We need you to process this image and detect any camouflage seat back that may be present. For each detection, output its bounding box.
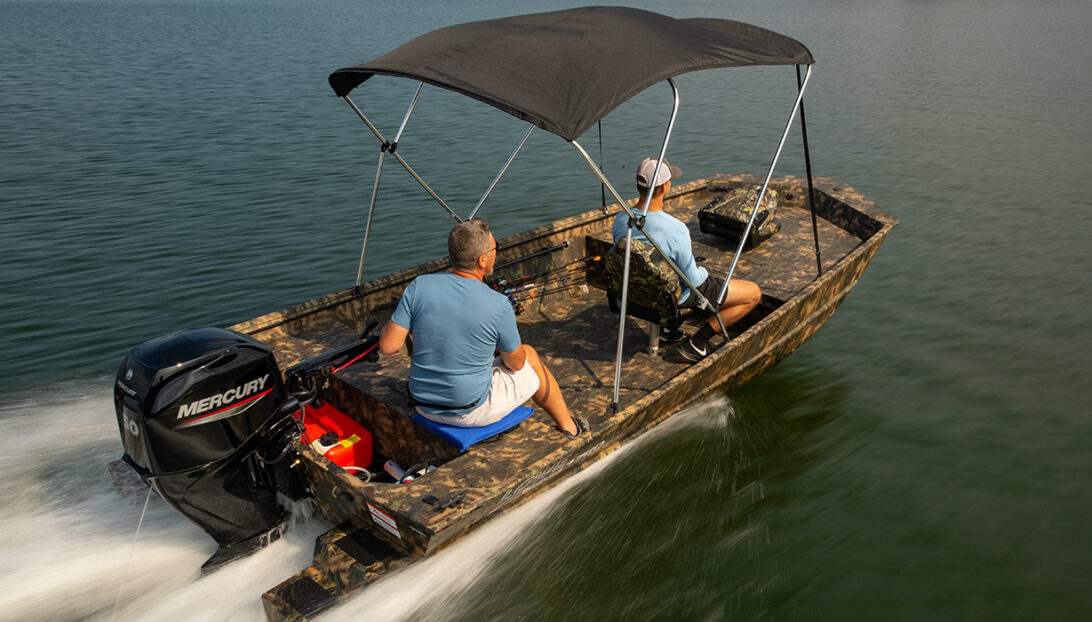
[708,186,781,237]
[603,237,681,316]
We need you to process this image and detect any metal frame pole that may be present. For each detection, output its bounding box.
[611,227,638,408]
[355,83,425,288]
[610,79,683,408]
[715,64,814,310]
[797,65,822,276]
[571,142,725,407]
[574,80,722,410]
[637,80,680,217]
[468,124,535,220]
[598,121,607,210]
[343,95,462,222]
[633,82,730,339]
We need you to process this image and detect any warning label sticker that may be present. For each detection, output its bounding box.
[367,501,402,540]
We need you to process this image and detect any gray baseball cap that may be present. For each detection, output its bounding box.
[636,157,683,190]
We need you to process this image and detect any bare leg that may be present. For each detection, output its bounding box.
[520,344,577,435]
[707,279,761,332]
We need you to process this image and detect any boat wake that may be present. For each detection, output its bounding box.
[321,397,735,622]
[0,380,732,621]
[0,382,329,622]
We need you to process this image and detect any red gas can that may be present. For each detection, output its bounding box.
[294,400,373,472]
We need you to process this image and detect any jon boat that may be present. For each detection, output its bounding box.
[109,7,895,621]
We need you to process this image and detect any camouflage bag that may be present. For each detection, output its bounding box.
[602,237,681,317]
[698,185,781,249]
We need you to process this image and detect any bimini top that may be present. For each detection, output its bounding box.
[328,6,814,141]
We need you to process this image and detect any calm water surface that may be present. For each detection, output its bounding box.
[1,0,1089,620]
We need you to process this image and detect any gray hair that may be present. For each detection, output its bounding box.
[448,219,493,270]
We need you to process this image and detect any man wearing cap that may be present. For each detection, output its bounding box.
[379,219,587,437]
[612,157,761,361]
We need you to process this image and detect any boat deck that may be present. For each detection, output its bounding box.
[328,181,863,428]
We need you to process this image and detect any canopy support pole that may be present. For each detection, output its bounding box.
[355,83,425,289]
[468,124,535,220]
[714,64,813,312]
[606,79,681,411]
[343,94,462,223]
[797,65,822,276]
[574,80,720,412]
[634,83,728,338]
[598,121,607,211]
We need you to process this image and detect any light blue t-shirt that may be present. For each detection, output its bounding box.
[390,272,522,415]
[612,209,708,303]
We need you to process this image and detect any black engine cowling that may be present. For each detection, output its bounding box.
[114,327,299,572]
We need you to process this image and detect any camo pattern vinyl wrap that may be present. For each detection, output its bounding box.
[599,237,681,316]
[236,176,896,621]
[707,185,782,237]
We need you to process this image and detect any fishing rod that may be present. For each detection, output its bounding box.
[500,271,579,296]
[491,254,600,287]
[497,272,583,314]
[503,269,599,313]
[514,281,589,303]
[492,240,571,272]
[493,262,594,295]
[489,250,602,315]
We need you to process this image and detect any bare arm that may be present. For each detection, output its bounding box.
[378,321,409,355]
[500,344,526,372]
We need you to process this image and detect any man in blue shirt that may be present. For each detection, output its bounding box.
[613,158,761,361]
[379,219,585,437]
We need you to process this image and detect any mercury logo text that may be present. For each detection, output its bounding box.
[177,374,271,419]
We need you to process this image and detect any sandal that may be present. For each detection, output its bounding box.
[558,415,589,438]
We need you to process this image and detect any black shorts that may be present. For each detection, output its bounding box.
[679,275,724,310]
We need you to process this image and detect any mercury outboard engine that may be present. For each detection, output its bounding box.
[114,327,303,572]
[114,322,380,572]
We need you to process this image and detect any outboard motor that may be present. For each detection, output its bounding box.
[114,323,381,573]
[114,327,302,573]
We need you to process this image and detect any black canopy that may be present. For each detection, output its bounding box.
[329,6,813,141]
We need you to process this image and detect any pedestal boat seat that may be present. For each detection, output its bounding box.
[585,235,700,351]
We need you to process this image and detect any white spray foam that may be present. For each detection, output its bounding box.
[0,382,325,622]
[0,380,731,621]
[323,396,733,622]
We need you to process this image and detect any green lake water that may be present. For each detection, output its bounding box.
[1,0,1089,619]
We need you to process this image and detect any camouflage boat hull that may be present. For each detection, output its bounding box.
[242,175,895,620]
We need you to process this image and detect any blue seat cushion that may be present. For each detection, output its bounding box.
[412,406,534,452]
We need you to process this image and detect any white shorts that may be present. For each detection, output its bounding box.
[417,357,540,428]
